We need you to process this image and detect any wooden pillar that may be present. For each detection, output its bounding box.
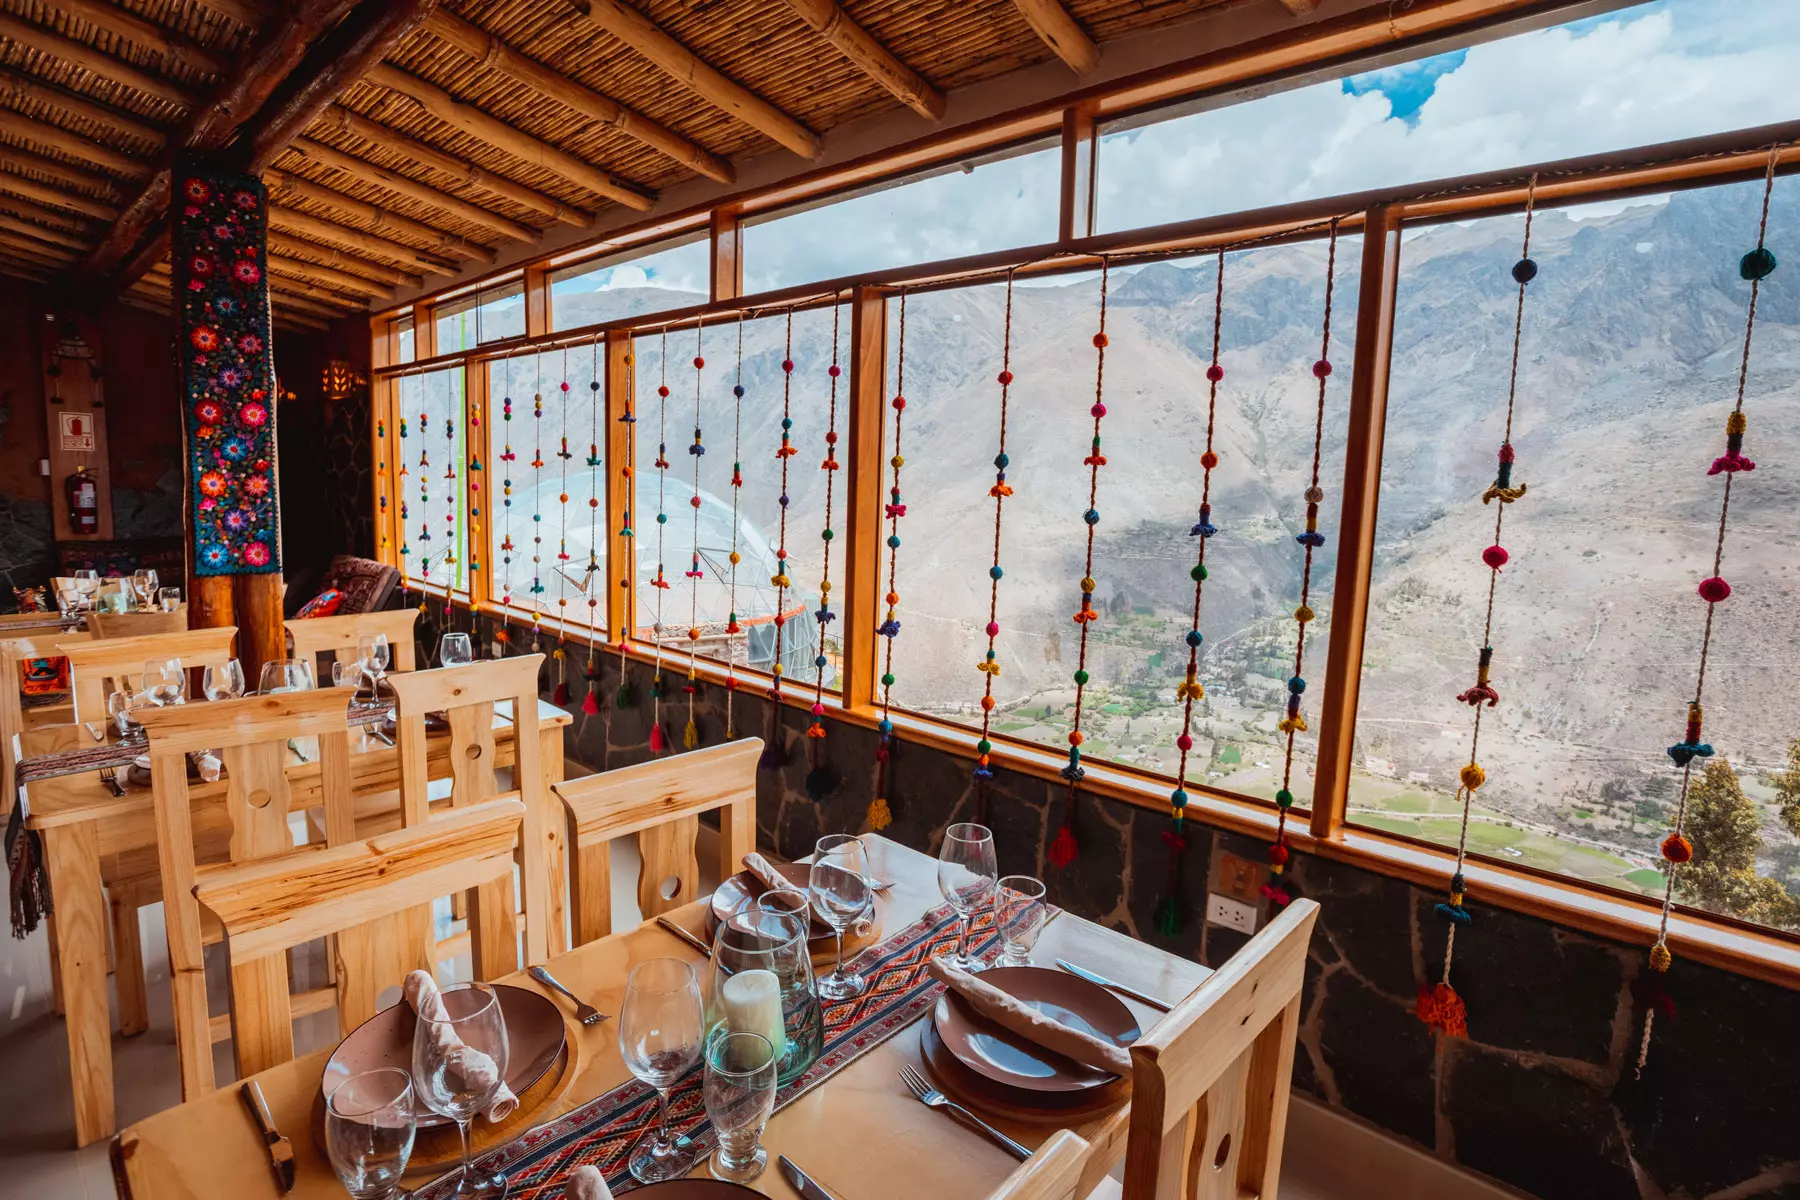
[1058,104,1097,244]
[603,331,636,643]
[1312,205,1404,840]
[840,285,886,711]
[523,264,550,338]
[710,208,742,302]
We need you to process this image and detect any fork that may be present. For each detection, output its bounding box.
[98,766,126,797]
[528,965,608,1025]
[899,1064,1030,1160]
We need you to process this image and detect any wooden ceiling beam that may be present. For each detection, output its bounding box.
[0,188,97,232]
[283,136,534,241]
[0,141,122,198]
[266,229,421,287]
[316,105,591,228]
[1010,0,1099,74]
[364,63,655,212]
[779,0,944,121]
[266,165,496,262]
[570,0,822,159]
[0,167,117,220]
[0,108,151,178]
[266,251,393,299]
[0,229,78,266]
[266,204,457,276]
[1,72,168,146]
[266,273,372,311]
[423,11,733,184]
[1276,0,1325,13]
[53,0,232,78]
[0,13,194,109]
[0,210,87,251]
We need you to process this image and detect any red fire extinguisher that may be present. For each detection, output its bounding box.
[66,466,99,535]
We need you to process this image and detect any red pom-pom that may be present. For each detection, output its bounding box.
[1047,822,1078,868]
[1200,451,1218,469]
[828,364,841,378]
[1698,576,1731,603]
[1416,983,1467,1037]
[1661,833,1693,863]
[892,395,906,410]
[657,385,670,398]
[1092,332,1109,349]
[1206,363,1224,382]
[1267,842,1289,866]
[1482,545,1509,569]
[581,690,600,715]
[1313,359,1333,378]
[782,359,794,373]
[693,356,705,369]
[996,370,1013,386]
[552,682,570,705]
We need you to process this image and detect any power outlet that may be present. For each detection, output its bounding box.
[1206,892,1258,935]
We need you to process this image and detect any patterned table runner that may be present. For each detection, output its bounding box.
[417,902,1020,1198]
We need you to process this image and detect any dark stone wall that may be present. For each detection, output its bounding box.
[481,630,1797,1200]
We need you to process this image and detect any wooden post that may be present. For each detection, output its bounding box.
[604,331,635,643]
[1312,205,1403,840]
[840,285,886,711]
[524,263,550,338]
[710,208,742,303]
[1058,104,1097,244]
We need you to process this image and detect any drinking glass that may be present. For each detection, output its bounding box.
[107,689,148,741]
[202,659,246,702]
[937,823,998,970]
[142,659,185,706]
[809,834,872,1000]
[704,1031,777,1183]
[130,569,158,611]
[995,875,1048,967]
[57,588,83,619]
[73,568,98,591]
[437,632,474,668]
[325,1067,417,1200]
[257,658,316,694]
[332,660,363,692]
[358,633,391,682]
[157,586,181,613]
[619,958,703,1183]
[410,983,509,1199]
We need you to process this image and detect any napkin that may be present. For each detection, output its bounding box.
[564,1165,613,1200]
[927,957,1133,1076]
[403,971,519,1122]
[131,752,222,782]
[744,851,805,896]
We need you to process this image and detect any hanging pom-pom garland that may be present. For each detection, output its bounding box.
[1157,250,1227,936]
[376,378,391,557]
[1265,220,1342,909]
[615,346,638,710]
[804,302,845,803]
[583,341,603,715]
[499,354,518,608]
[724,313,747,740]
[684,321,707,751]
[1051,260,1115,870]
[761,311,799,772]
[529,355,547,649]
[1417,183,1542,1040]
[971,271,1020,823]
[1636,148,1782,1075]
[649,329,672,754]
[869,290,910,833]
[397,372,413,573]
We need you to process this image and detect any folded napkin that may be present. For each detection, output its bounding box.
[564,1165,613,1200]
[927,957,1133,1076]
[131,752,223,782]
[744,852,805,896]
[403,971,519,1122]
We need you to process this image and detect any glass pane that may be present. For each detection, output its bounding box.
[396,315,415,365]
[437,282,525,352]
[550,237,708,330]
[1353,176,1800,931]
[1097,0,1800,234]
[742,142,1060,293]
[629,306,850,690]
[396,367,467,593]
[487,347,607,633]
[883,239,1358,806]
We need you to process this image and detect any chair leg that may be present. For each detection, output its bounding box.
[46,912,64,1017]
[108,892,149,1037]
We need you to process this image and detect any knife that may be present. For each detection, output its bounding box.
[239,1079,296,1193]
[779,1154,844,1200]
[655,915,713,958]
[1055,958,1171,1012]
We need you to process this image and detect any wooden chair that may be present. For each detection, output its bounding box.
[1,629,92,812]
[553,737,760,946]
[386,655,553,971]
[285,608,420,679]
[87,607,188,639]
[1118,898,1320,1200]
[985,1131,1091,1200]
[60,627,236,725]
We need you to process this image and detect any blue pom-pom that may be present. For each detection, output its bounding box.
[994,452,1009,469]
[1170,787,1188,808]
[733,385,745,397]
[656,512,667,524]
[814,655,828,668]
[779,493,790,507]
[781,417,792,430]
[887,534,900,548]
[878,718,893,735]
[1288,676,1306,694]
[989,566,1003,580]
[1296,531,1326,548]
[1084,508,1100,526]
[1185,630,1202,648]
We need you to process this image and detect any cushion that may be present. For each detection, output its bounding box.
[295,588,345,618]
[319,555,399,615]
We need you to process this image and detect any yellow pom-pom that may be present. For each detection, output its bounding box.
[729,551,741,565]
[1080,576,1096,593]
[771,664,783,677]
[1649,943,1672,973]
[1727,410,1748,435]
[1459,763,1486,790]
[1294,604,1314,623]
[890,454,904,468]
[866,795,893,832]
[819,580,832,594]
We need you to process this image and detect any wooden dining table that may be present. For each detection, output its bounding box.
[112,833,1210,1200]
[22,698,572,1149]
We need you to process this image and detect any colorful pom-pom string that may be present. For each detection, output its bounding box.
[650,328,671,753]
[1265,220,1341,910]
[554,346,574,636]
[869,290,910,833]
[498,353,518,608]
[971,271,1019,824]
[1156,250,1227,936]
[684,319,707,753]
[761,311,798,772]
[805,301,845,803]
[725,312,747,740]
[614,345,638,711]
[582,341,604,716]
[1639,144,1782,1076]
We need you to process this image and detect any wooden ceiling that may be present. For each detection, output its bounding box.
[0,0,1314,332]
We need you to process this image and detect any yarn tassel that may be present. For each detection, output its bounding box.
[758,696,786,769]
[867,740,894,831]
[648,721,667,753]
[581,652,600,715]
[582,687,600,716]
[1153,828,1187,936]
[1415,982,1468,1038]
[1048,788,1079,868]
[804,737,839,802]
[683,717,699,749]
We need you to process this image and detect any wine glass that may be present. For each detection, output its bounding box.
[157,586,181,613]
[809,834,872,1000]
[332,660,363,690]
[142,659,185,706]
[618,958,703,1183]
[358,633,391,683]
[704,1031,777,1183]
[995,875,1048,967]
[410,983,509,1199]
[202,659,246,702]
[325,1068,417,1200]
[437,632,474,668]
[258,658,316,694]
[130,569,158,611]
[56,587,83,621]
[106,689,147,741]
[937,823,998,971]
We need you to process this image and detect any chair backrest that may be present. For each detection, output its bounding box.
[60,626,236,724]
[552,737,760,945]
[985,1131,1091,1200]
[1120,898,1319,1200]
[136,687,355,1097]
[285,608,420,677]
[87,607,188,640]
[0,630,92,812]
[386,655,549,970]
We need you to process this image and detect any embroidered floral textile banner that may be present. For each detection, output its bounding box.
[173,167,281,575]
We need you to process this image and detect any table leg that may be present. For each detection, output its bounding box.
[41,820,113,1146]
[109,887,148,1037]
[539,725,569,957]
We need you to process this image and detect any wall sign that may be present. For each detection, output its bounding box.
[58,411,95,452]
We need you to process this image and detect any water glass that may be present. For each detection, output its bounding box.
[995,875,1048,967]
[130,569,158,611]
[359,633,391,681]
[937,823,998,970]
[331,660,364,692]
[107,689,148,741]
[142,658,185,706]
[157,586,181,613]
[809,835,872,1000]
[325,1067,417,1200]
[411,982,509,1199]
[258,657,317,694]
[619,958,703,1183]
[437,632,474,667]
[202,659,246,702]
[57,588,83,619]
[704,1031,777,1183]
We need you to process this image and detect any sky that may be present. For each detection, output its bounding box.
[546,0,1798,298]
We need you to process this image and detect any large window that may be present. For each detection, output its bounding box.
[550,236,708,331]
[396,367,467,594]
[437,282,524,352]
[1353,175,1800,928]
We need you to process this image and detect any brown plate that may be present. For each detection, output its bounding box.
[932,965,1139,1093]
[920,1021,1128,1121]
[710,859,827,932]
[321,984,566,1127]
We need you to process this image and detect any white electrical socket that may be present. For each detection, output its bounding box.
[1206,892,1258,935]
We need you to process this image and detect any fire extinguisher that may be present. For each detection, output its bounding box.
[66,466,98,535]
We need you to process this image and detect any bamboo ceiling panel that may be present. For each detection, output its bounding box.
[269,148,519,249]
[0,0,208,114]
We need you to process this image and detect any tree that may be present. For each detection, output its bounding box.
[1678,759,1799,929]
[1774,738,1800,841]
